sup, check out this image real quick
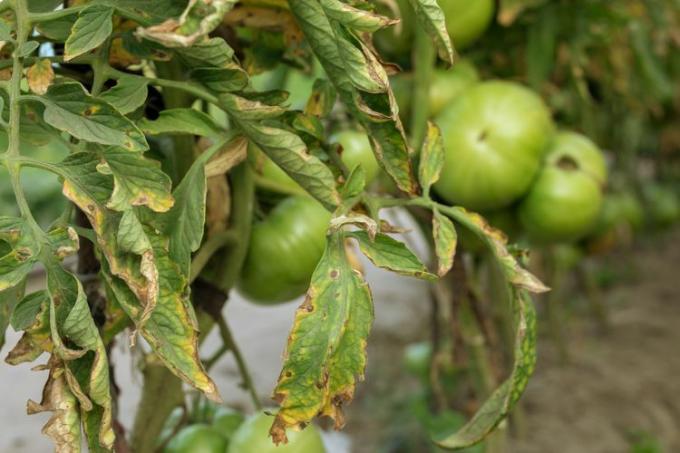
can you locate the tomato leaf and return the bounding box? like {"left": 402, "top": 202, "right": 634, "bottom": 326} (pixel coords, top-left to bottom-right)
{"left": 39, "top": 83, "right": 148, "bottom": 152}
{"left": 271, "top": 232, "right": 373, "bottom": 443}
{"left": 190, "top": 66, "right": 249, "bottom": 93}
{"left": 64, "top": 5, "right": 114, "bottom": 61}
{"left": 100, "top": 242, "right": 220, "bottom": 402}
{"left": 435, "top": 289, "right": 536, "bottom": 449}
{"left": 433, "top": 206, "right": 544, "bottom": 448}
{"left": 348, "top": 231, "right": 436, "bottom": 280}
{"left": 138, "top": 108, "right": 223, "bottom": 137}
{"left": 0, "top": 282, "right": 26, "bottom": 351}
{"left": 288, "top": 0, "right": 418, "bottom": 195}
{"left": 99, "top": 76, "right": 149, "bottom": 115}
{"left": 305, "top": 79, "right": 337, "bottom": 117}
{"left": 432, "top": 208, "right": 457, "bottom": 277}
{"left": 221, "top": 93, "right": 341, "bottom": 209}
{"left": 320, "top": 0, "right": 397, "bottom": 32}
{"left": 407, "top": 0, "right": 456, "bottom": 64}
{"left": 418, "top": 122, "right": 445, "bottom": 197}
{"left": 96, "top": 147, "right": 174, "bottom": 213}
{"left": 27, "top": 365, "right": 83, "bottom": 451}
{"left": 26, "top": 59, "right": 55, "bottom": 95}
{"left": 0, "top": 217, "right": 41, "bottom": 292}
{"left": 44, "top": 263, "right": 114, "bottom": 449}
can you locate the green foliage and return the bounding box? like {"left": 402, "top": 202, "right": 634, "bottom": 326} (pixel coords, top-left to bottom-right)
{"left": 0, "top": 1, "right": 549, "bottom": 451}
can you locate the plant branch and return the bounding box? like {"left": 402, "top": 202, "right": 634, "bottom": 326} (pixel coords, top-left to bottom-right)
{"left": 215, "top": 314, "right": 262, "bottom": 410}
{"left": 189, "top": 230, "right": 238, "bottom": 284}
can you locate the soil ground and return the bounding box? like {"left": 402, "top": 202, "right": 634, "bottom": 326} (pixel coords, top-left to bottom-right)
{"left": 1, "top": 228, "right": 678, "bottom": 452}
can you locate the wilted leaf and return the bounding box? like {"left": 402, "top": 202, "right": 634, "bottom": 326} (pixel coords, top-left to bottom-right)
{"left": 100, "top": 244, "right": 220, "bottom": 401}
{"left": 26, "top": 59, "right": 55, "bottom": 95}
{"left": 271, "top": 232, "right": 373, "bottom": 443}
{"left": 435, "top": 290, "right": 536, "bottom": 449}
{"left": 0, "top": 217, "right": 41, "bottom": 292}
{"left": 40, "top": 83, "right": 148, "bottom": 152}
{"left": 305, "top": 79, "right": 337, "bottom": 117}
{"left": 221, "top": 93, "right": 340, "bottom": 209}
{"left": 0, "top": 282, "right": 26, "bottom": 351}
{"left": 348, "top": 231, "right": 436, "bottom": 280}
{"left": 407, "top": 0, "right": 455, "bottom": 64}
{"left": 64, "top": 5, "right": 114, "bottom": 61}
{"left": 99, "top": 76, "right": 149, "bottom": 114}
{"left": 320, "top": 0, "right": 397, "bottom": 32}
{"left": 190, "top": 65, "right": 248, "bottom": 93}
{"left": 27, "top": 364, "right": 82, "bottom": 452}
{"left": 432, "top": 208, "right": 456, "bottom": 277}
{"left": 418, "top": 122, "right": 445, "bottom": 197}
{"left": 136, "top": 0, "right": 237, "bottom": 48}
{"left": 96, "top": 147, "right": 174, "bottom": 213}
{"left": 288, "top": 0, "right": 417, "bottom": 194}
{"left": 45, "top": 263, "right": 114, "bottom": 449}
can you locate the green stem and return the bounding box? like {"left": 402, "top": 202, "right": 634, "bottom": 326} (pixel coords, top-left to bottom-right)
{"left": 409, "top": 24, "right": 435, "bottom": 150}
{"left": 215, "top": 314, "right": 262, "bottom": 410}
{"left": 189, "top": 230, "right": 238, "bottom": 284}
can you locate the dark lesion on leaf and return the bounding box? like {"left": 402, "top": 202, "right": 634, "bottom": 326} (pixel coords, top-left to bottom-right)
{"left": 329, "top": 269, "right": 339, "bottom": 279}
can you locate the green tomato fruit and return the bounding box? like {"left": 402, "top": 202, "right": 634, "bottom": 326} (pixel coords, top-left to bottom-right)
{"left": 164, "top": 424, "right": 228, "bottom": 453}
{"left": 212, "top": 407, "right": 245, "bottom": 440}
{"left": 434, "top": 81, "right": 555, "bottom": 210}
{"left": 429, "top": 60, "right": 480, "bottom": 117}
{"left": 238, "top": 196, "right": 332, "bottom": 304}
{"left": 331, "top": 130, "right": 380, "bottom": 183}
{"left": 227, "top": 412, "right": 326, "bottom": 453}
{"left": 251, "top": 129, "right": 378, "bottom": 194}
{"left": 644, "top": 184, "right": 680, "bottom": 227}
{"left": 439, "top": 0, "right": 495, "bottom": 49}
{"left": 519, "top": 131, "right": 607, "bottom": 243}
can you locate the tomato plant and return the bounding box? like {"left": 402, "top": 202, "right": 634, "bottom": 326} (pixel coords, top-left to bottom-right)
{"left": 0, "top": 1, "right": 552, "bottom": 452}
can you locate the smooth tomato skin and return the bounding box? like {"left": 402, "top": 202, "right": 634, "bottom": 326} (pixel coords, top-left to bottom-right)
{"left": 238, "top": 196, "right": 331, "bottom": 304}
{"left": 227, "top": 413, "right": 326, "bottom": 453}
{"left": 332, "top": 130, "right": 380, "bottom": 183}
{"left": 212, "top": 407, "right": 245, "bottom": 440}
{"left": 434, "top": 81, "right": 555, "bottom": 211}
{"left": 519, "top": 167, "right": 603, "bottom": 243}
{"left": 519, "top": 132, "right": 607, "bottom": 243}
{"left": 439, "top": 0, "right": 495, "bottom": 49}
{"left": 164, "top": 424, "right": 228, "bottom": 453}
{"left": 429, "top": 61, "right": 480, "bottom": 117}
{"left": 543, "top": 131, "right": 607, "bottom": 185}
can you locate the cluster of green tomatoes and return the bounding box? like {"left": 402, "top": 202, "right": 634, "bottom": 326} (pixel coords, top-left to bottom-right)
{"left": 234, "top": 0, "right": 680, "bottom": 306}
{"left": 160, "top": 400, "right": 325, "bottom": 453}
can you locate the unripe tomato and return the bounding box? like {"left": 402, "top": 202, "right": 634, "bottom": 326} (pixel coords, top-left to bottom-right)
{"left": 519, "top": 131, "right": 607, "bottom": 243}
{"left": 332, "top": 130, "right": 380, "bottom": 183}
{"left": 250, "top": 130, "right": 379, "bottom": 194}
{"left": 237, "top": 196, "right": 332, "bottom": 304}
{"left": 429, "top": 61, "right": 480, "bottom": 117}
{"left": 212, "top": 407, "right": 245, "bottom": 441}
{"left": 164, "top": 424, "right": 228, "bottom": 453}
{"left": 434, "top": 81, "right": 555, "bottom": 211}
{"left": 373, "top": 0, "right": 415, "bottom": 60}
{"left": 439, "top": 0, "right": 495, "bottom": 49}
{"left": 227, "top": 412, "right": 326, "bottom": 453}
{"left": 392, "top": 60, "right": 480, "bottom": 120}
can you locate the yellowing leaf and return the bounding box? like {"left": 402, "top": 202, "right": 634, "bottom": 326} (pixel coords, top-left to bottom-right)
{"left": 26, "top": 59, "right": 55, "bottom": 95}
{"left": 271, "top": 232, "right": 373, "bottom": 443}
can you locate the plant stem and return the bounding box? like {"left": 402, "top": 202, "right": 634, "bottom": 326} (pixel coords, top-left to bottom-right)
{"left": 189, "top": 230, "right": 238, "bottom": 284}
{"left": 409, "top": 24, "right": 435, "bottom": 151}
{"left": 215, "top": 314, "right": 262, "bottom": 410}
{"left": 130, "top": 361, "right": 184, "bottom": 453}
